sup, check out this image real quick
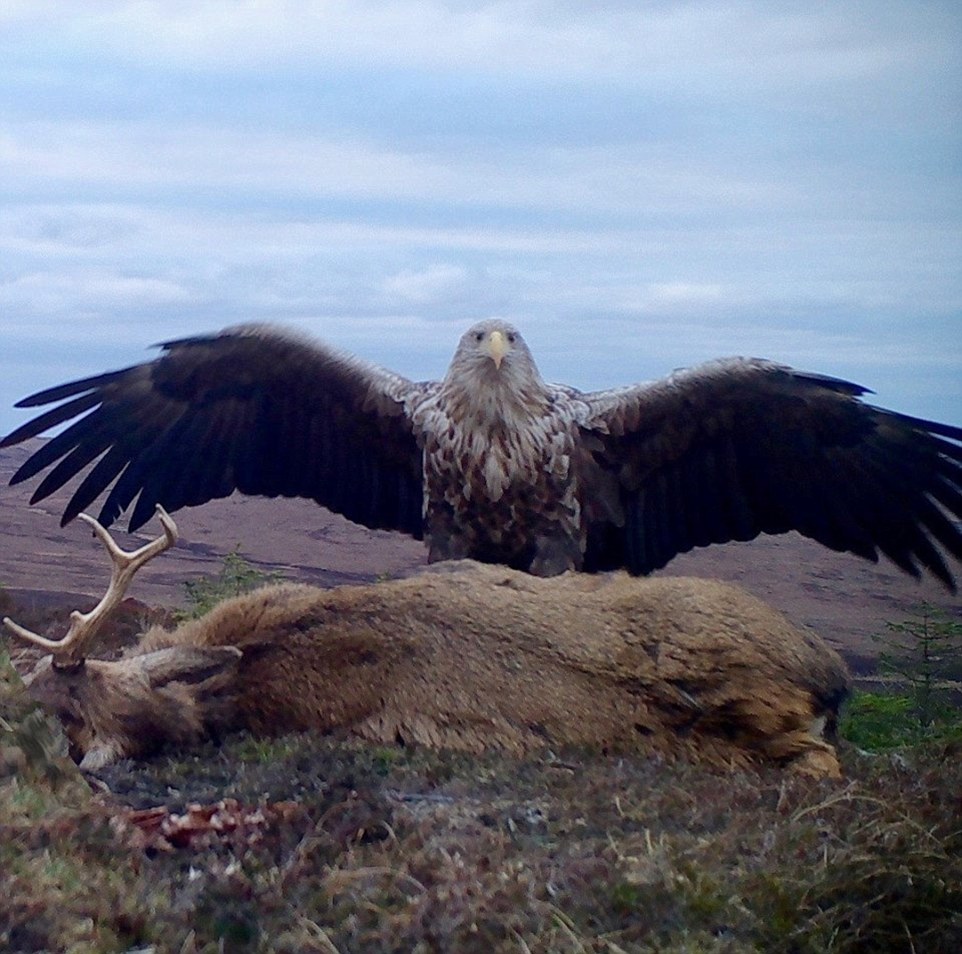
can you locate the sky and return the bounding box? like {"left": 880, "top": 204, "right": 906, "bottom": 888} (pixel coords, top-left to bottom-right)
{"left": 0, "top": 0, "right": 960, "bottom": 442}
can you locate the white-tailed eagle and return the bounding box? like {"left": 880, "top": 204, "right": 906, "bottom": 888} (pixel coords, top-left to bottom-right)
{"left": 3, "top": 320, "right": 961, "bottom": 587}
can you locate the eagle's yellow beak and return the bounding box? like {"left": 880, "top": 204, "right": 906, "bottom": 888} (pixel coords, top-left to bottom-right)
{"left": 484, "top": 330, "right": 509, "bottom": 369}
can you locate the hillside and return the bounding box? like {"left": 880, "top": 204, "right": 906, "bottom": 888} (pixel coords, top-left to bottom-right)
{"left": 1, "top": 439, "right": 958, "bottom": 671}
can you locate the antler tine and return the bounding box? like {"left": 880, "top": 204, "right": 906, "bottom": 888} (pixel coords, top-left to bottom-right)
{"left": 2, "top": 505, "right": 178, "bottom": 666}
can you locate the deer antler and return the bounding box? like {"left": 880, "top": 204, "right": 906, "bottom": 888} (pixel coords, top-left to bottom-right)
{"left": 3, "top": 505, "right": 178, "bottom": 667}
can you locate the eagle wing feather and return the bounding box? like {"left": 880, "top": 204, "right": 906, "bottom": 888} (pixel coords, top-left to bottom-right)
{"left": 579, "top": 357, "right": 962, "bottom": 588}
{"left": 1, "top": 324, "right": 427, "bottom": 535}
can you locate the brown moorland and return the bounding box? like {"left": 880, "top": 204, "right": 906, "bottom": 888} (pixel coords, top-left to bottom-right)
{"left": 2, "top": 439, "right": 958, "bottom": 674}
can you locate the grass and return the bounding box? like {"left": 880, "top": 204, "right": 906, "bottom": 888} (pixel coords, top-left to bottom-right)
{"left": 1, "top": 587, "right": 960, "bottom": 952}
{"left": 840, "top": 689, "right": 962, "bottom": 751}
{"left": 2, "top": 716, "right": 960, "bottom": 953}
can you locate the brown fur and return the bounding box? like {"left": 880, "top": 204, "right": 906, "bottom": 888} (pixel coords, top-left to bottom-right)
{"left": 19, "top": 561, "right": 849, "bottom": 775}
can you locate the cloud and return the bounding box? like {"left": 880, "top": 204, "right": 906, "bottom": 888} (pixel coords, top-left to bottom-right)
{"left": 5, "top": 0, "right": 950, "bottom": 93}
{"left": 380, "top": 264, "right": 470, "bottom": 304}
{"left": 646, "top": 283, "right": 727, "bottom": 307}
{"left": 0, "top": 2, "right": 958, "bottom": 434}
{"left": 0, "top": 269, "right": 191, "bottom": 312}
{"left": 3, "top": 118, "right": 795, "bottom": 220}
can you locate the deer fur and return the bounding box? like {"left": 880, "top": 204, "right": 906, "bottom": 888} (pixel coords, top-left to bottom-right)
{"left": 17, "top": 561, "right": 850, "bottom": 776}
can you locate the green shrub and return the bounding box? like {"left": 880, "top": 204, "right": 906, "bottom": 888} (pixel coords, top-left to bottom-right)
{"left": 841, "top": 605, "right": 962, "bottom": 752}
{"left": 873, "top": 603, "right": 962, "bottom": 726}
{"left": 841, "top": 691, "right": 918, "bottom": 750}
{"left": 176, "top": 548, "right": 280, "bottom": 621}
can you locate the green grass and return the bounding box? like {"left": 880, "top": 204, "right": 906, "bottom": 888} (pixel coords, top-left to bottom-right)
{"left": 841, "top": 690, "right": 962, "bottom": 752}
{"left": 176, "top": 548, "right": 281, "bottom": 621}
{"left": 841, "top": 604, "right": 962, "bottom": 753}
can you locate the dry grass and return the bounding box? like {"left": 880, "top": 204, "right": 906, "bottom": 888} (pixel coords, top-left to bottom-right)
{"left": 2, "top": 665, "right": 961, "bottom": 954}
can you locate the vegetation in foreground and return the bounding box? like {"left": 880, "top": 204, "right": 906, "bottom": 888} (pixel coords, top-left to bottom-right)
{"left": 1, "top": 572, "right": 960, "bottom": 953}
{"left": 2, "top": 648, "right": 960, "bottom": 953}
{"left": 176, "top": 548, "right": 281, "bottom": 621}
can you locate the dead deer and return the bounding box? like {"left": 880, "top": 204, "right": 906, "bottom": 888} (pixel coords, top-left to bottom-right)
{"left": 4, "top": 507, "right": 850, "bottom": 775}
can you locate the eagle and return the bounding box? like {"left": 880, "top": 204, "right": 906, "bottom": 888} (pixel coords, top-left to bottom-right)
{"left": 3, "top": 319, "right": 961, "bottom": 587}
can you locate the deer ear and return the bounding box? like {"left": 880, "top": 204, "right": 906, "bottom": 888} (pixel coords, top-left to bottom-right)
{"left": 138, "top": 646, "right": 243, "bottom": 689}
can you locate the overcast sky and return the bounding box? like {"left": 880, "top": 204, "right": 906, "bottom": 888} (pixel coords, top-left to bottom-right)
{"left": 1, "top": 1, "right": 960, "bottom": 441}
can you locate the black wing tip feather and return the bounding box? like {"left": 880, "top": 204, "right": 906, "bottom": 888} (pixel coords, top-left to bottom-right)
{"left": 890, "top": 409, "right": 962, "bottom": 444}
{"left": 1, "top": 416, "right": 51, "bottom": 450}
{"left": 10, "top": 367, "right": 132, "bottom": 410}
{"left": 792, "top": 368, "right": 873, "bottom": 398}
{"left": 935, "top": 569, "right": 958, "bottom": 595}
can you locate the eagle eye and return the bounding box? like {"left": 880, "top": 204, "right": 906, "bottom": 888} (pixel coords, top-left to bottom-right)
{"left": 507, "top": 333, "right": 517, "bottom": 344}
{"left": 474, "top": 332, "right": 484, "bottom": 342}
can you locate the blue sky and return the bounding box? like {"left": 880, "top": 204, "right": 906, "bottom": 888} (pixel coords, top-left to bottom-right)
{"left": 1, "top": 1, "right": 960, "bottom": 439}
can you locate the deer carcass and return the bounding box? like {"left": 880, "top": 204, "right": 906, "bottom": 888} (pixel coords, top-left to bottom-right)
{"left": 4, "top": 507, "right": 850, "bottom": 775}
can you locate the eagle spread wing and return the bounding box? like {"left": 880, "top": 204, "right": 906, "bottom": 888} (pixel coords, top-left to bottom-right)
{"left": 2, "top": 320, "right": 961, "bottom": 588}
{"left": 1, "top": 325, "right": 426, "bottom": 535}
{"left": 578, "top": 358, "right": 962, "bottom": 587}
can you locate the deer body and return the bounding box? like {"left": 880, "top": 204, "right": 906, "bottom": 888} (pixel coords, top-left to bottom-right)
{"left": 9, "top": 513, "right": 849, "bottom": 775}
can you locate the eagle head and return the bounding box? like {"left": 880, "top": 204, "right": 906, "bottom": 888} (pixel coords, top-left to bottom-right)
{"left": 448, "top": 319, "right": 542, "bottom": 379}
{"left": 443, "top": 319, "right": 551, "bottom": 426}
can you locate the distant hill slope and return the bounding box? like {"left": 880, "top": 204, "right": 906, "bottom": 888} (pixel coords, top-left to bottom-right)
{"left": 1, "top": 440, "right": 958, "bottom": 669}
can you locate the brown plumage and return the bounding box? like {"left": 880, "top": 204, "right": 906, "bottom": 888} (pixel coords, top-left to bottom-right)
{"left": 3, "top": 319, "right": 961, "bottom": 584}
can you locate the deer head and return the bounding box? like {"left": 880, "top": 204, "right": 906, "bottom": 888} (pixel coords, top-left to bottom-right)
{"left": 4, "top": 506, "right": 241, "bottom": 769}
